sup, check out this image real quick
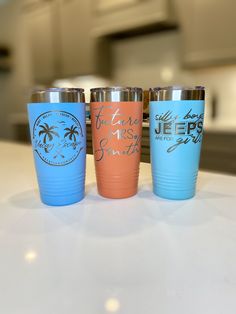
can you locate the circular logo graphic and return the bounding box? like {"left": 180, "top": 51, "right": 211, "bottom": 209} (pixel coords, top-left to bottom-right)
{"left": 33, "top": 110, "right": 84, "bottom": 166}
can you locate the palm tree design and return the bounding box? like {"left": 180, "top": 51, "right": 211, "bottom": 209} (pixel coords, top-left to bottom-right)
{"left": 64, "top": 125, "right": 79, "bottom": 142}
{"left": 38, "top": 123, "right": 59, "bottom": 153}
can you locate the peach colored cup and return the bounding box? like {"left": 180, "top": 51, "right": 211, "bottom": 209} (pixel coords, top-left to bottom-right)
{"left": 90, "top": 87, "right": 143, "bottom": 199}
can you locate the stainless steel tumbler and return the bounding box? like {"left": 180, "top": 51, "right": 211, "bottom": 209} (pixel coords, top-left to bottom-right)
{"left": 90, "top": 87, "right": 143, "bottom": 198}
{"left": 28, "top": 88, "right": 86, "bottom": 206}
{"left": 150, "top": 86, "right": 205, "bottom": 200}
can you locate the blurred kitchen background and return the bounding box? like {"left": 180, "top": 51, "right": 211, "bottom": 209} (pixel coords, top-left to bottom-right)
{"left": 0, "top": 0, "right": 236, "bottom": 174}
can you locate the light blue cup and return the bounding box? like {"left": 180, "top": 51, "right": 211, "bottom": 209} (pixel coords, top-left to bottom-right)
{"left": 150, "top": 86, "right": 205, "bottom": 200}
{"left": 28, "top": 88, "right": 86, "bottom": 206}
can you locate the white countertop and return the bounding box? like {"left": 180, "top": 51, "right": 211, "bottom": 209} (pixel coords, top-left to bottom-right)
{"left": 0, "top": 141, "right": 236, "bottom": 314}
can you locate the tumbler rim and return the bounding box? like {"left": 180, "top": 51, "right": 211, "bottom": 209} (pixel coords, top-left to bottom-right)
{"left": 30, "top": 87, "right": 85, "bottom": 103}
{"left": 90, "top": 86, "right": 143, "bottom": 93}
{"left": 149, "top": 86, "right": 205, "bottom": 101}
{"left": 150, "top": 86, "right": 205, "bottom": 91}
{"left": 90, "top": 86, "right": 143, "bottom": 102}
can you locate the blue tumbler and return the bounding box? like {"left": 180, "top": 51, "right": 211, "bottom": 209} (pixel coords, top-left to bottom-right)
{"left": 27, "top": 88, "right": 86, "bottom": 206}
{"left": 150, "top": 86, "right": 205, "bottom": 200}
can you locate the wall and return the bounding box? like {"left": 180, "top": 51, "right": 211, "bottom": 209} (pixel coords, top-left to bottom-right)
{"left": 111, "top": 30, "right": 236, "bottom": 127}
{"left": 0, "top": 1, "right": 33, "bottom": 140}
{"left": 0, "top": 10, "right": 236, "bottom": 141}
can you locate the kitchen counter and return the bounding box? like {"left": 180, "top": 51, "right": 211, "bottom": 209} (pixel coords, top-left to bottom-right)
{"left": 0, "top": 141, "right": 236, "bottom": 313}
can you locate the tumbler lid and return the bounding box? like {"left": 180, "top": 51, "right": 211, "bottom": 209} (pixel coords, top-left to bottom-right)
{"left": 149, "top": 86, "right": 205, "bottom": 101}
{"left": 90, "top": 86, "right": 143, "bottom": 102}
{"left": 30, "top": 88, "right": 85, "bottom": 103}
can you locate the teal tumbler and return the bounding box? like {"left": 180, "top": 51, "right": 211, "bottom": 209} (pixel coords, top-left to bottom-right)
{"left": 27, "top": 88, "right": 86, "bottom": 206}
{"left": 150, "top": 86, "right": 205, "bottom": 200}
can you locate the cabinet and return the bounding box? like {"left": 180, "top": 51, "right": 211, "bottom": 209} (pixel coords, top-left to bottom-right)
{"left": 16, "top": 119, "right": 236, "bottom": 175}
{"left": 200, "top": 131, "right": 236, "bottom": 174}
{"left": 141, "top": 124, "right": 236, "bottom": 175}
{"left": 23, "top": 0, "right": 110, "bottom": 83}
{"left": 58, "top": 0, "right": 110, "bottom": 77}
{"left": 23, "top": 0, "right": 59, "bottom": 83}
{"left": 92, "top": 0, "right": 176, "bottom": 37}
{"left": 175, "top": 0, "right": 236, "bottom": 67}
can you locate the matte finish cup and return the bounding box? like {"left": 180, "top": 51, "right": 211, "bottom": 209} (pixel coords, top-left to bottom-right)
{"left": 90, "top": 87, "right": 143, "bottom": 199}
{"left": 150, "top": 86, "right": 205, "bottom": 200}
{"left": 27, "top": 88, "right": 86, "bottom": 206}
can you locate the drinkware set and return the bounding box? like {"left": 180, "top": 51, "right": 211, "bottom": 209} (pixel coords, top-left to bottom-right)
{"left": 27, "top": 86, "right": 205, "bottom": 206}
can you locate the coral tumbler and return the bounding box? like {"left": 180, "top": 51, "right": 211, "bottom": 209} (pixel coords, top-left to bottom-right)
{"left": 90, "top": 87, "right": 143, "bottom": 199}
{"left": 150, "top": 86, "right": 205, "bottom": 200}
{"left": 27, "top": 88, "right": 86, "bottom": 206}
